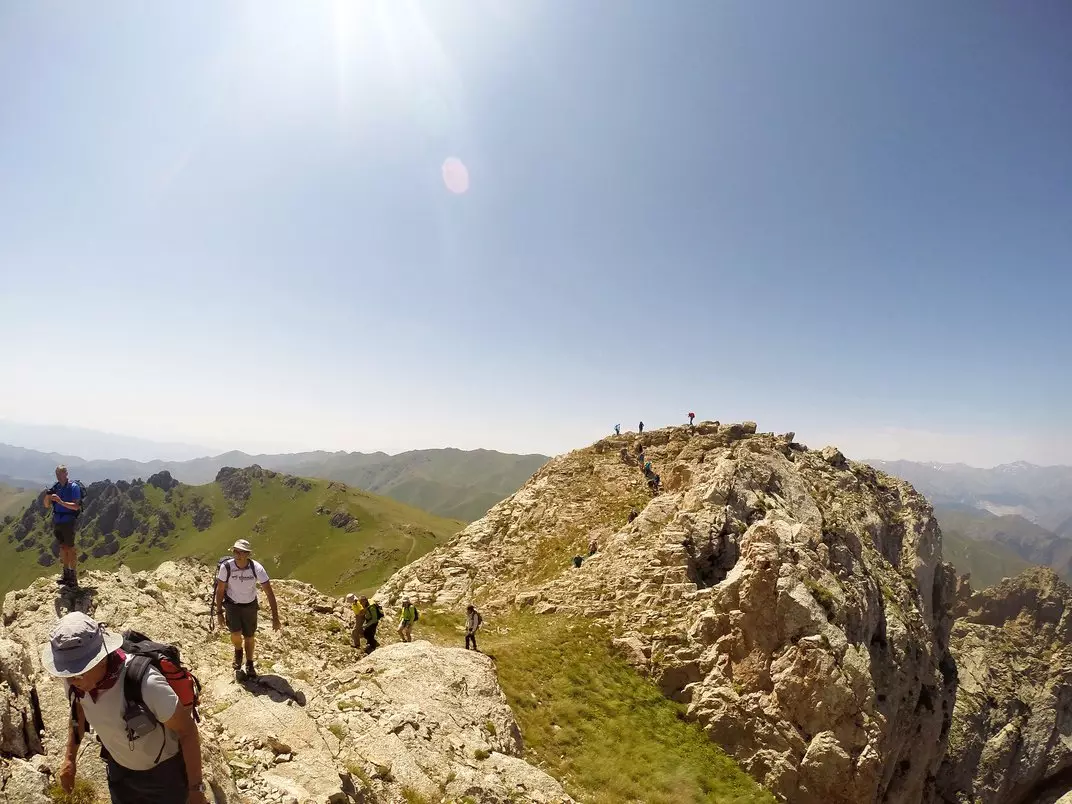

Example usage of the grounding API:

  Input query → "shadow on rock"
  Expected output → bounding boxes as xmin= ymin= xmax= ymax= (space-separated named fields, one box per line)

xmin=53 ymin=586 xmax=97 ymax=618
xmin=241 ymin=674 xmax=307 ymax=706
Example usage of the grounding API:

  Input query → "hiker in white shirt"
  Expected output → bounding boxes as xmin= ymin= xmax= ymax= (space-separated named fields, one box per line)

xmin=214 ymin=539 xmax=281 ymax=679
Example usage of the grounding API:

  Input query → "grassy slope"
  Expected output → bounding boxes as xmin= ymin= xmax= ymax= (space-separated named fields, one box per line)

xmin=409 ymin=610 xmax=775 ymax=804
xmin=0 ymin=474 xmax=462 ymax=597
xmin=935 ymin=507 xmax=1071 ymax=585
xmin=0 ymin=483 xmax=34 ymax=520
xmin=941 ymin=527 xmax=1033 ymax=589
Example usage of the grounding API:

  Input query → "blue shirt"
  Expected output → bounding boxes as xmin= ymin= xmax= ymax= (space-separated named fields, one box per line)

xmin=52 ymin=481 xmax=81 ymax=523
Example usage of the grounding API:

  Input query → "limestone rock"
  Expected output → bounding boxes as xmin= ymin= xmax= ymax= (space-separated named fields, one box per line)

xmin=378 ymin=422 xmax=957 ymax=804
xmin=0 ymin=560 xmax=566 ymax=804
xmin=935 ymin=567 xmax=1072 ymax=804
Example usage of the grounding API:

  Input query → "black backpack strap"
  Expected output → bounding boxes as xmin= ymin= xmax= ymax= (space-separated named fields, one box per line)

xmin=124 ymin=654 xmax=151 ymax=712
xmin=123 ymin=655 xmax=167 ymax=764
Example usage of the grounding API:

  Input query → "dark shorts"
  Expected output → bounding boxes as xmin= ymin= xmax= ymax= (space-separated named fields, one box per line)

xmin=106 ymin=752 xmax=187 ymax=804
xmin=224 ymin=600 xmax=258 ymax=637
xmin=53 ymin=520 xmax=77 ymax=547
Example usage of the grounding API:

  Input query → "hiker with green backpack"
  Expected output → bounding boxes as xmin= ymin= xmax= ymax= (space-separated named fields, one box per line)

xmin=397 ymin=598 xmax=419 ymax=643
xmin=358 ymin=595 xmax=382 ymax=653
xmin=40 ymin=612 xmax=209 ymax=804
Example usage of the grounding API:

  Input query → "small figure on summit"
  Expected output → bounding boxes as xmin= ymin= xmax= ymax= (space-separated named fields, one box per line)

xmin=688 ymin=411 xmax=695 ymax=426
xmin=614 ymin=423 xmax=620 ymax=436
xmin=44 ymin=464 xmax=83 ymax=589
xmin=639 ymin=421 xmax=644 ymax=433
xmin=214 ymin=539 xmax=281 ymax=681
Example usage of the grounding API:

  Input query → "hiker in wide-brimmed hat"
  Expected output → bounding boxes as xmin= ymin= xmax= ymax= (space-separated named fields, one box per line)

xmin=41 ymin=612 xmax=208 ymax=804
xmin=214 ymin=538 xmax=281 ymax=681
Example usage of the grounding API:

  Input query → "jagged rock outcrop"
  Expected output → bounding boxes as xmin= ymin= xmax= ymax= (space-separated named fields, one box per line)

xmin=379 ymin=422 xmax=958 ymax=804
xmin=935 ymin=567 xmax=1072 ymax=804
xmin=0 ymin=561 xmax=569 ymax=804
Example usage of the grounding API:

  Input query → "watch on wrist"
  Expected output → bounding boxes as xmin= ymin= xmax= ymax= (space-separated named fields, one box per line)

xmin=192 ymin=781 xmax=206 ymax=793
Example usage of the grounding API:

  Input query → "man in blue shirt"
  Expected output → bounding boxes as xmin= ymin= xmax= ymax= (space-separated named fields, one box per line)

xmin=44 ymin=465 xmax=82 ymax=587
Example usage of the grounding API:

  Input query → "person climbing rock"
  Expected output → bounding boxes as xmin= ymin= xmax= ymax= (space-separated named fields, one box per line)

xmin=214 ymin=539 xmax=281 ymax=681
xmin=627 ymin=508 xmax=639 ymax=523
xmin=639 ymin=421 xmax=644 ymax=433
xmin=346 ymin=593 xmax=362 ymax=649
xmin=41 ymin=612 xmax=209 ymax=804
xmin=572 ymin=555 xmax=583 ymax=568
xmin=465 ymin=605 xmax=482 ymax=651
xmin=614 ymin=423 xmax=620 ymax=435
xmin=44 ymin=465 xmax=82 ymax=588
xmin=644 ymin=460 xmax=653 ymax=476
xmin=620 ymin=447 xmax=629 ymax=463
xmin=397 ymin=598 xmax=418 ymax=643
xmin=688 ymin=411 xmax=695 ymax=426
xmin=360 ymin=596 xmax=381 ymax=653
xmin=588 ymin=537 xmax=598 ymax=556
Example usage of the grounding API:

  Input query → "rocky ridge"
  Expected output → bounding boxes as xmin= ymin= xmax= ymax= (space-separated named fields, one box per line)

xmin=937 ymin=567 xmax=1072 ymax=804
xmin=378 ymin=422 xmax=960 ymax=804
xmin=0 ymin=561 xmax=570 ymax=804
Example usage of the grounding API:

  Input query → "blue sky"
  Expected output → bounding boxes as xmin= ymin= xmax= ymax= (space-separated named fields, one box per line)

xmin=1 ymin=1 xmax=1070 ymax=465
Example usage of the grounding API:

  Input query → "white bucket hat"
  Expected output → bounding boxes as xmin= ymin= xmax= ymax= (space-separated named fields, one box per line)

xmin=233 ymin=539 xmax=253 ymax=553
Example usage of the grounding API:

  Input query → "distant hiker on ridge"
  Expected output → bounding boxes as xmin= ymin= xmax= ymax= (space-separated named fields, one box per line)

xmin=214 ymin=539 xmax=281 ymax=681
xmin=614 ymin=424 xmax=620 ymax=436
xmin=397 ymin=598 xmax=418 ymax=643
xmin=44 ymin=465 xmax=83 ymax=588
xmin=639 ymin=421 xmax=644 ymax=433
xmin=688 ymin=411 xmax=695 ymax=426
xmin=41 ymin=612 xmax=209 ymax=804
xmin=588 ymin=537 xmax=598 ymax=556
xmin=465 ymin=605 xmax=483 ymax=651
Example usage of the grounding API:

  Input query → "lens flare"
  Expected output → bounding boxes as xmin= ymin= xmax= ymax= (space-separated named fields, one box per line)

xmin=442 ymin=157 xmax=470 ymax=194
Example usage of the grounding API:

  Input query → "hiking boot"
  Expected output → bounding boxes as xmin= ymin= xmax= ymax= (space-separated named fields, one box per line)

xmin=56 ymin=568 xmax=74 ymax=587
xmin=244 ymin=661 xmax=257 ymax=679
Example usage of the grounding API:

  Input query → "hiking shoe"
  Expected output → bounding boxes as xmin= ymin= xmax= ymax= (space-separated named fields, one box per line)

xmin=244 ymin=662 xmax=257 ymax=679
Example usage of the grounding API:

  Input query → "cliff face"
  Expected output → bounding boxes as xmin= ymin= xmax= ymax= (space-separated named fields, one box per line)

xmin=0 ymin=561 xmax=569 ymax=804
xmin=936 ymin=567 xmax=1072 ymax=804
xmin=379 ymin=422 xmax=959 ymax=804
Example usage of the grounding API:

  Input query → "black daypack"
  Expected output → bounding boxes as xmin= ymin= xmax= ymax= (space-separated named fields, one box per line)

xmin=373 ymin=603 xmax=384 ymax=620
xmin=412 ymin=607 xmax=419 ymax=622
xmin=50 ymin=480 xmax=87 ymax=519
xmin=121 ymin=630 xmax=202 ymax=763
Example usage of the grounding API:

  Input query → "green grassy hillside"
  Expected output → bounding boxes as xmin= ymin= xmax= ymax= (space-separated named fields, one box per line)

xmin=392 ymin=610 xmax=775 ymax=804
xmin=0 ymin=443 xmax=548 ymax=522
xmin=941 ymin=527 xmax=1034 ymax=589
xmin=0 ymin=483 xmax=34 ymax=520
xmin=0 ymin=466 xmax=462 ymax=598
xmin=935 ymin=507 xmax=1072 ymax=586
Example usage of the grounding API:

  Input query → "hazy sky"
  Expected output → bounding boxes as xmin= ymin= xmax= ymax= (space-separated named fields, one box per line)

xmin=1 ymin=2 xmax=1070 ymax=466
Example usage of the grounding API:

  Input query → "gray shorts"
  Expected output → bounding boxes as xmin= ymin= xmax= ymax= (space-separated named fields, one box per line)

xmin=224 ymin=601 xmax=258 ymax=637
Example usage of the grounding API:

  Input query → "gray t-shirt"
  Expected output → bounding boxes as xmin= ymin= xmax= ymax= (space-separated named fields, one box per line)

xmin=218 ymin=558 xmax=270 ymax=604
xmin=69 ymin=656 xmax=180 ymax=770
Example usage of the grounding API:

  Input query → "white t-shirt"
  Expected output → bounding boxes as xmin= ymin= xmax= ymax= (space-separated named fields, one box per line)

xmin=69 ymin=656 xmax=180 ymax=771
xmin=218 ymin=558 xmax=270 ymax=604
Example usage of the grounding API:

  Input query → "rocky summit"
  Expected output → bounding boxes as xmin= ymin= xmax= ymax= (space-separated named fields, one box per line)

xmin=380 ymin=422 xmax=962 ymax=803
xmin=0 ymin=561 xmax=569 ymax=804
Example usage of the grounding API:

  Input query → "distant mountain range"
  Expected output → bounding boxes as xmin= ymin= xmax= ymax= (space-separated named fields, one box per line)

xmin=0 ymin=443 xmax=549 ymax=522
xmin=0 ymin=466 xmax=462 ymax=597
xmin=867 ymin=459 xmax=1072 ymax=536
